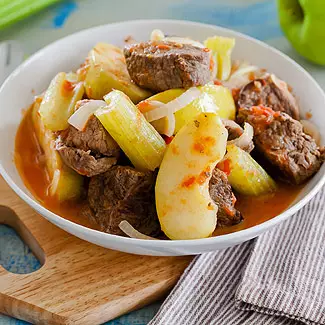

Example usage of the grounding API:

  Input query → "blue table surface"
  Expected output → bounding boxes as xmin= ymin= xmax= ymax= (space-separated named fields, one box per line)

xmin=1 ymin=0 xmax=325 ymax=324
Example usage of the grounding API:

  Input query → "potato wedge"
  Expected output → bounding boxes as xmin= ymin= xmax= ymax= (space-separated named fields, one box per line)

xmin=84 ymin=43 xmax=151 ymax=103
xmin=39 ymin=72 xmax=84 ymax=131
xmin=155 ymin=113 xmax=228 ymax=240
xmin=32 ymin=99 xmax=83 ymax=201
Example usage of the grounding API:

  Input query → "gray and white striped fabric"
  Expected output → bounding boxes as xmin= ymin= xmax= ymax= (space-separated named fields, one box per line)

xmin=150 ymin=186 xmax=325 ymax=325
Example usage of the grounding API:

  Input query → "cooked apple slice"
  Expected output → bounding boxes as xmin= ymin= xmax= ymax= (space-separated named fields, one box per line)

xmin=155 ymin=113 xmax=228 ymax=240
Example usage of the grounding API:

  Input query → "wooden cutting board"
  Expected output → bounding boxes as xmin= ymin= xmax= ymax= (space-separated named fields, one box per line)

xmin=0 ymin=176 xmax=192 ymax=325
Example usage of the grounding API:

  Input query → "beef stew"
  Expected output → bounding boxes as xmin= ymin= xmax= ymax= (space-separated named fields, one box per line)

xmin=14 ymin=30 xmax=324 ymax=240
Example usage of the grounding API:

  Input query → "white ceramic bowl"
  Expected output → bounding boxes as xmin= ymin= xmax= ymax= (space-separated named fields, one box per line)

xmin=0 ymin=20 xmax=324 ymax=256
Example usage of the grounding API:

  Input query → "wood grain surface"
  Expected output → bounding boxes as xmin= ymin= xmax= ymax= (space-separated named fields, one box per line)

xmin=0 ymin=177 xmax=192 ymax=325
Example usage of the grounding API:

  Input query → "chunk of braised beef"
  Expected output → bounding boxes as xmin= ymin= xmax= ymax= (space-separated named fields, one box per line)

xmin=56 ymin=102 xmax=120 ymax=177
xmin=124 ymin=41 xmax=211 ymax=92
xmin=209 ymin=168 xmax=243 ymax=227
xmin=85 ymin=166 xmax=161 ymax=237
xmin=56 ymin=145 xmax=117 ymax=177
xmin=58 ymin=113 xmax=120 ymax=157
xmin=237 ymin=74 xmax=300 ymax=120
xmin=237 ymin=106 xmax=324 ymax=185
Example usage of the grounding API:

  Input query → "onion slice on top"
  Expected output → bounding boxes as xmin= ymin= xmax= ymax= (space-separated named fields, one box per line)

xmin=139 ymin=100 xmax=176 ymax=136
xmin=150 ymin=29 xmax=165 ymax=41
xmin=68 ymin=99 xmax=107 ymax=131
xmin=143 ymin=87 xmax=201 ymax=122
xmin=222 ymin=119 xmax=243 ymax=135
xmin=119 ymin=220 xmax=158 ymax=240
xmin=223 ymin=62 xmax=267 ymax=90
xmin=164 ymin=113 xmax=176 ymax=137
xmin=227 ymin=122 xmax=254 ymax=152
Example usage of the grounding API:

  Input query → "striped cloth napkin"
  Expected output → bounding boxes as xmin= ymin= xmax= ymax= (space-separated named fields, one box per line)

xmin=149 ymin=186 xmax=325 ymax=325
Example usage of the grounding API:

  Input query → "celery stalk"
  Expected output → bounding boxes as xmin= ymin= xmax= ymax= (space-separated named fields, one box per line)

xmin=95 ymin=90 xmax=166 ymax=171
xmin=32 ymin=99 xmax=83 ymax=201
xmin=225 ymin=144 xmax=277 ymax=196
xmin=39 ymin=72 xmax=84 ymax=131
xmin=0 ymin=0 xmax=60 ymax=30
xmin=204 ymin=36 xmax=235 ymax=80
xmin=84 ymin=43 xmax=151 ymax=103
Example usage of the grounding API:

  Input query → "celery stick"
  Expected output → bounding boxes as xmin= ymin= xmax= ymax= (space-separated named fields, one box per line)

xmin=0 ymin=0 xmax=60 ymax=30
xmin=39 ymin=72 xmax=84 ymax=131
xmin=95 ymin=90 xmax=166 ymax=171
xmin=84 ymin=43 xmax=151 ymax=103
xmin=225 ymin=144 xmax=277 ymax=196
xmin=32 ymin=99 xmax=83 ymax=201
xmin=204 ymin=36 xmax=235 ymax=80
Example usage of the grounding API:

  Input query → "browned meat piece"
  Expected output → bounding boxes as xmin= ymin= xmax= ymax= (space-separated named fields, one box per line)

xmin=209 ymin=168 xmax=243 ymax=227
xmin=56 ymin=145 xmax=117 ymax=177
xmin=238 ymin=74 xmax=300 ymax=120
xmin=238 ymin=106 xmax=324 ymax=185
xmin=85 ymin=166 xmax=160 ymax=236
xmin=124 ymin=41 xmax=211 ymax=92
xmin=58 ymin=115 xmax=120 ymax=157
xmin=56 ymin=112 xmax=120 ymax=177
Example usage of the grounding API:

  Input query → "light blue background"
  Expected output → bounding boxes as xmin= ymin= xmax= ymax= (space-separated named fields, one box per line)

xmin=1 ymin=0 xmax=325 ymax=324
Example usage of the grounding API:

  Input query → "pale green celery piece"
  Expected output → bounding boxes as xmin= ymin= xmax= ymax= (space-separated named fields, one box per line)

xmin=0 ymin=0 xmax=60 ymax=30
xmin=32 ymin=100 xmax=83 ymax=201
xmin=96 ymin=90 xmax=166 ymax=171
xmin=84 ymin=43 xmax=151 ymax=103
xmin=204 ymin=36 xmax=235 ymax=80
xmin=39 ymin=72 xmax=84 ymax=131
xmin=225 ymin=144 xmax=277 ymax=196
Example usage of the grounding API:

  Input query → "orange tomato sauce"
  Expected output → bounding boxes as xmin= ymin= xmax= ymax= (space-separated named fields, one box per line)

xmin=213 ymin=183 xmax=302 ymax=236
xmin=15 ymin=106 xmax=302 ymax=237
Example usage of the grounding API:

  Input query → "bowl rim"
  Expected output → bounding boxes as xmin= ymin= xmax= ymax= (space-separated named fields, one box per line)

xmin=1 ymin=18 xmax=324 ymax=248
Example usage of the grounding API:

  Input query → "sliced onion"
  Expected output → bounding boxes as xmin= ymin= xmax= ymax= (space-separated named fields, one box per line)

xmin=163 ymin=36 xmax=205 ymax=49
xmin=150 ymin=29 xmax=165 ymax=41
xmin=300 ymin=119 xmax=321 ymax=145
xmin=270 ymin=73 xmax=287 ymax=90
xmin=138 ymin=100 xmax=166 ymax=113
xmin=164 ymin=113 xmax=176 ymax=137
xmin=49 ymin=169 xmax=60 ymax=197
xmin=138 ymin=100 xmax=176 ymax=136
xmin=68 ymin=100 xmax=107 ymax=131
xmin=222 ymin=119 xmax=243 ymax=135
xmin=144 ymin=87 xmax=201 ymax=122
xmin=119 ymin=220 xmax=158 ymax=240
xmin=223 ymin=62 xmax=267 ymax=89
xmin=227 ymin=122 xmax=254 ymax=152
xmin=231 ymin=65 xmax=259 ymax=79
